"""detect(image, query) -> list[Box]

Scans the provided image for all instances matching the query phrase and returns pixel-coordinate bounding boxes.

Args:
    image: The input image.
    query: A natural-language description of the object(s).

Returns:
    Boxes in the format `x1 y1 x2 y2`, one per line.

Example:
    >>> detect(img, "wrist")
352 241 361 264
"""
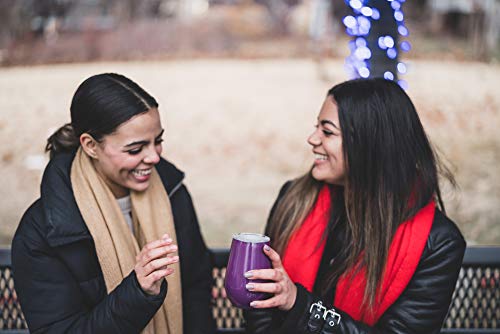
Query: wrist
133 272 168 300
284 283 298 311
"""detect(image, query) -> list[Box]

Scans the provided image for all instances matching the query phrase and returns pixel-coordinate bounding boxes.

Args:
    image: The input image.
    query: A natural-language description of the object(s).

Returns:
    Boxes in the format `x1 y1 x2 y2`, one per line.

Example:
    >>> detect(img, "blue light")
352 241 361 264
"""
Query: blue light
387 48 397 59
357 16 371 28
354 48 363 60
351 57 366 69
359 26 370 36
346 27 358 36
343 15 357 28
383 36 395 48
378 36 387 49
398 25 409 36
344 0 409 82
357 16 371 36
355 37 367 47
394 10 404 22
400 41 412 52
349 0 362 10
361 7 373 17
384 71 394 80
397 62 407 74
359 67 370 78
398 80 408 90
354 46 372 60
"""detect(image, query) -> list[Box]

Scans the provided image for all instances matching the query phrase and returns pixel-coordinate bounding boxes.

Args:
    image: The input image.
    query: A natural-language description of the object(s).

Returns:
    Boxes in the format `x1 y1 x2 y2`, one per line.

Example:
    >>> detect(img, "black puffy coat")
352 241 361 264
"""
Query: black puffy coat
244 182 466 334
12 152 216 334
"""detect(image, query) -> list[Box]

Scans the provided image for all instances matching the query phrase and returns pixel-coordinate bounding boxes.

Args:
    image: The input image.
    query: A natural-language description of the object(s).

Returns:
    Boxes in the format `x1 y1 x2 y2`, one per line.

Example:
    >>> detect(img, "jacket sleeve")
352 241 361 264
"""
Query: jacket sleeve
245 223 466 334
12 209 167 334
173 185 216 334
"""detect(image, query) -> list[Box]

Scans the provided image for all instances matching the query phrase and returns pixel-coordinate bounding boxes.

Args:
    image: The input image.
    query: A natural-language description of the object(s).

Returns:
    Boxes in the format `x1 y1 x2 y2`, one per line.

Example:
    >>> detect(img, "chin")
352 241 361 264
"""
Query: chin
312 171 343 186
130 182 150 193
311 168 327 182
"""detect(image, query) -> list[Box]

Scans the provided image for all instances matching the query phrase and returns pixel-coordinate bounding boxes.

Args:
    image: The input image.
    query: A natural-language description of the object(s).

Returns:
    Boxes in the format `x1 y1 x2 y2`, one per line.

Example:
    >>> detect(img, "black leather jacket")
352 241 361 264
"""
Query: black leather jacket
244 183 466 334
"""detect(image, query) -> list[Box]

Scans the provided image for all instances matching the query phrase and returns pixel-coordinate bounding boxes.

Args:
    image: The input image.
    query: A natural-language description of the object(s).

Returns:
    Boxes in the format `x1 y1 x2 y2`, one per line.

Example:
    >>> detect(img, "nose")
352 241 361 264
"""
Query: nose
307 128 321 147
143 146 161 165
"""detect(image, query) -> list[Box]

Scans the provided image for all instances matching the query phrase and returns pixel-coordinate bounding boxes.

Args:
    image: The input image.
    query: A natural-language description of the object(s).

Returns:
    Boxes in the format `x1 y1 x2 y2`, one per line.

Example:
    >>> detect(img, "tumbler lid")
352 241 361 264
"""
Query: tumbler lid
233 233 270 243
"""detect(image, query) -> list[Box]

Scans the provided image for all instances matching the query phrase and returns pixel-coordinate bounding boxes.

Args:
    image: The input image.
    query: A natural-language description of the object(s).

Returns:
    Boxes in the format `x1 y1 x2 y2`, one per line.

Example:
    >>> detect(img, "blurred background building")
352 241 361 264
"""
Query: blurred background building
1 0 499 66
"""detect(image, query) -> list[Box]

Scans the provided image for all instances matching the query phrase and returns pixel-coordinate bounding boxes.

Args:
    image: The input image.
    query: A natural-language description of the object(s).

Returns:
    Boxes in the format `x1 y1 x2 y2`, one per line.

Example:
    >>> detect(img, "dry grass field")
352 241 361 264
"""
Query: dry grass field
0 59 499 247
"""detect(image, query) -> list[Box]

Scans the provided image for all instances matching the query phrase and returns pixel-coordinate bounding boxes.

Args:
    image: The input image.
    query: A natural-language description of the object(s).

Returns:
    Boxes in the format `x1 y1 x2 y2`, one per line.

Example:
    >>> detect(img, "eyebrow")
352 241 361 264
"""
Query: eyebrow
124 129 164 148
320 119 340 130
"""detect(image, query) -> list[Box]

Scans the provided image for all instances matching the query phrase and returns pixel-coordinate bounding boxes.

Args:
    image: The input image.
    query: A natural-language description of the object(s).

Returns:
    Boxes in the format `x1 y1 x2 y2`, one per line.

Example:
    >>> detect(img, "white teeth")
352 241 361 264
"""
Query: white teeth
314 154 328 161
132 169 152 177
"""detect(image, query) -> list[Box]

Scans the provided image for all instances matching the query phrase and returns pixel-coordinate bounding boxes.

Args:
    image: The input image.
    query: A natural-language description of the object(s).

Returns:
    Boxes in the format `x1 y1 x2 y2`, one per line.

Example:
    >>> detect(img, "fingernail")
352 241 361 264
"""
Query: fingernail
245 283 254 290
264 245 270 251
170 245 178 251
250 301 257 307
244 271 253 278
165 238 172 243
172 256 179 261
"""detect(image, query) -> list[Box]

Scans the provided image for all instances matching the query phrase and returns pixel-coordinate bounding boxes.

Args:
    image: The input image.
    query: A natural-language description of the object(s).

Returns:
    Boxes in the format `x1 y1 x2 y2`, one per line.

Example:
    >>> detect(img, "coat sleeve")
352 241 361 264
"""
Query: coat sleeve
245 183 466 334
12 204 167 334
172 185 216 334
245 222 466 334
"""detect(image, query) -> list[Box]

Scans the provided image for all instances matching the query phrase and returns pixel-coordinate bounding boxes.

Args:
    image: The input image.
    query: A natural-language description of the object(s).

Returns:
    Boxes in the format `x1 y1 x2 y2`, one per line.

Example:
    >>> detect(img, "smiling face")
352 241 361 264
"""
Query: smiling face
83 108 164 198
307 95 346 186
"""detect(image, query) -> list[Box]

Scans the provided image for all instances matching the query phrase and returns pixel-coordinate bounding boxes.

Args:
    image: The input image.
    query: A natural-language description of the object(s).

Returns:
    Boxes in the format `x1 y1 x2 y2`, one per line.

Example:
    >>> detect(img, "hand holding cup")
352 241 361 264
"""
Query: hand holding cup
244 245 297 311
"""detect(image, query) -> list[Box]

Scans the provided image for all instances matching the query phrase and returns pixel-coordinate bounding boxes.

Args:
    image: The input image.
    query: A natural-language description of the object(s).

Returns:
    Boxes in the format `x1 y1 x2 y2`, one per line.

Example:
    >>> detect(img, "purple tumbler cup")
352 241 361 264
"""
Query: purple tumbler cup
224 233 271 309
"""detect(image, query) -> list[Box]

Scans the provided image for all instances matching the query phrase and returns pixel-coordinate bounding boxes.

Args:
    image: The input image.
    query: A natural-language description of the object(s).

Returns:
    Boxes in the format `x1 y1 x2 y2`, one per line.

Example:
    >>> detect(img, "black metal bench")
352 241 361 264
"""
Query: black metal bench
2 247 499 333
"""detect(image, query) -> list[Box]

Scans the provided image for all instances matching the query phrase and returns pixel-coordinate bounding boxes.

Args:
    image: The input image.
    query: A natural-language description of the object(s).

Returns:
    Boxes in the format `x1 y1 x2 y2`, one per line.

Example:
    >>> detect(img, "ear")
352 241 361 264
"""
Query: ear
80 133 99 159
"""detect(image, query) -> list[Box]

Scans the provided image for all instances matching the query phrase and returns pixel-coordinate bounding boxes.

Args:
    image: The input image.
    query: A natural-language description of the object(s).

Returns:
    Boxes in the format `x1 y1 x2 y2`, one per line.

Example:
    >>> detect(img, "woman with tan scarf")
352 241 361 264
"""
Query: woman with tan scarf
12 73 216 333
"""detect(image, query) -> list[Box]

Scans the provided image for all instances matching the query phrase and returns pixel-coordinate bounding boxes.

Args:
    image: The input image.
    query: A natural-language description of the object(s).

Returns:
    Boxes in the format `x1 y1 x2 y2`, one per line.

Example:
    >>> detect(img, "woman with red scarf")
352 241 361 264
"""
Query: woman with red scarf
244 78 466 333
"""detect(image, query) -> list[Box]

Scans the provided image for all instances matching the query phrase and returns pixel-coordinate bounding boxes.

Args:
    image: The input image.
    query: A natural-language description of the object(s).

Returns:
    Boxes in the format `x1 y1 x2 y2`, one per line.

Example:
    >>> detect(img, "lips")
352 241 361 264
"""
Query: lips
131 168 152 182
314 153 328 161
132 168 152 177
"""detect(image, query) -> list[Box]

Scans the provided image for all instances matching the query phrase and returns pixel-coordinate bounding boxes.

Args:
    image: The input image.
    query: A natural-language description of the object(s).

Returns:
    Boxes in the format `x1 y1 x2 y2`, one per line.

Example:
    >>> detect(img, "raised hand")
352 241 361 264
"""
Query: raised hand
244 245 297 311
134 233 179 295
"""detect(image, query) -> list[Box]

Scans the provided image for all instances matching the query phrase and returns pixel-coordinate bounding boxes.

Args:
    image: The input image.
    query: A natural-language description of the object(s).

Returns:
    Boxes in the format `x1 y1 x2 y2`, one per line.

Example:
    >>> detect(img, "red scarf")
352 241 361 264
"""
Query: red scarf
282 185 434 325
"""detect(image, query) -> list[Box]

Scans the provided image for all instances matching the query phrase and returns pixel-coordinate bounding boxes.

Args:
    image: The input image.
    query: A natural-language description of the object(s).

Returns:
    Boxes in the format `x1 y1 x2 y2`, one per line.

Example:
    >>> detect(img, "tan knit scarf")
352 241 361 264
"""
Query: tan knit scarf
71 148 183 334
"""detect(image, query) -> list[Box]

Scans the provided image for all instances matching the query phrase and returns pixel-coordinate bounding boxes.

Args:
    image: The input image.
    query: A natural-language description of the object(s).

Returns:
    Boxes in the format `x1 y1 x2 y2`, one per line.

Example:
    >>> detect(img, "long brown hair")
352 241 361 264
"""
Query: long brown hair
267 78 455 310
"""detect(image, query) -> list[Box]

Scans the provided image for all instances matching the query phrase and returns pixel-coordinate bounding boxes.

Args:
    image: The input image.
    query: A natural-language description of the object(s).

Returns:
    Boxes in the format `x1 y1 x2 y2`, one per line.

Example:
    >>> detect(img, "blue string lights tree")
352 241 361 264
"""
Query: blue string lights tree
343 0 410 88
